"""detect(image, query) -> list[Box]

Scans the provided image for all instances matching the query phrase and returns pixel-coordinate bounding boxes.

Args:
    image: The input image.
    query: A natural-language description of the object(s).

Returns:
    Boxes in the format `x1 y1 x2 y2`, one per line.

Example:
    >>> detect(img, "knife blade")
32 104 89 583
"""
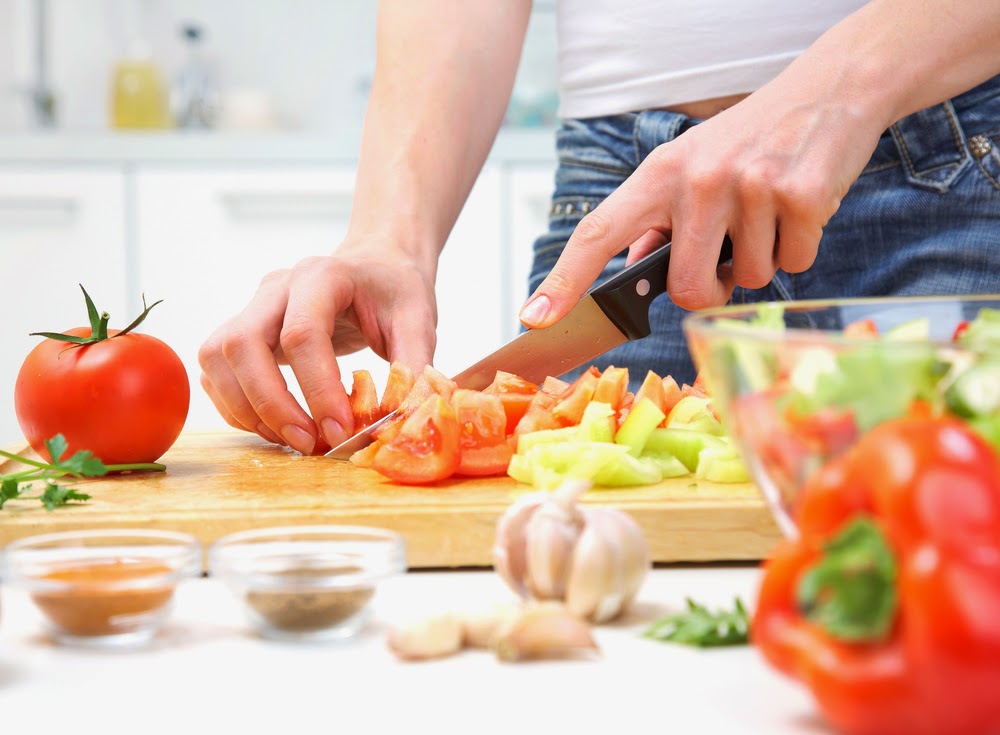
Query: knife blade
326 236 734 459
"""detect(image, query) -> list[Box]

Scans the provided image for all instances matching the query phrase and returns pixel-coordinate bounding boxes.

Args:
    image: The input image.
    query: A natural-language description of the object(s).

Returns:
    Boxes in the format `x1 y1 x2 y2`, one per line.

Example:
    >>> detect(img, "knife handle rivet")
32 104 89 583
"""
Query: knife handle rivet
635 279 650 297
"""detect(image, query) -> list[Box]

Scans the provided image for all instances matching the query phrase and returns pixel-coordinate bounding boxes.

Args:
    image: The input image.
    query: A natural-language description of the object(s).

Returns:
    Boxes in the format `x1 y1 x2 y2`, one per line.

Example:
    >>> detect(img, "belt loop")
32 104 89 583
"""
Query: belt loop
889 100 971 192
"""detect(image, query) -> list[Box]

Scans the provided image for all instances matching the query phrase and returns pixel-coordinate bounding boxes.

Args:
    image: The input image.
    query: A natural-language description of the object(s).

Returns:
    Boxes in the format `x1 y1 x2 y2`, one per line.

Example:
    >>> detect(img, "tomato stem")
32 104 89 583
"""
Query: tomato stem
28 285 163 345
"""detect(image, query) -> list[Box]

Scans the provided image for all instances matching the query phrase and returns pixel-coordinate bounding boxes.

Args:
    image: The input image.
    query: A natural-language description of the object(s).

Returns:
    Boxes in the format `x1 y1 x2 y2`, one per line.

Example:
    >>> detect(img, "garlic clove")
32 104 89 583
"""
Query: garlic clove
524 496 584 600
387 613 464 661
459 604 520 649
492 601 599 662
564 510 625 622
493 493 545 596
604 508 651 607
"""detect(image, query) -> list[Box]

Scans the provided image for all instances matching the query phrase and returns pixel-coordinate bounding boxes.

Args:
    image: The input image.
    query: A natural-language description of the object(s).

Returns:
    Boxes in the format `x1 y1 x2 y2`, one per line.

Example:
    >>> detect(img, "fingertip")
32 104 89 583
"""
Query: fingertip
519 293 551 328
321 416 350 449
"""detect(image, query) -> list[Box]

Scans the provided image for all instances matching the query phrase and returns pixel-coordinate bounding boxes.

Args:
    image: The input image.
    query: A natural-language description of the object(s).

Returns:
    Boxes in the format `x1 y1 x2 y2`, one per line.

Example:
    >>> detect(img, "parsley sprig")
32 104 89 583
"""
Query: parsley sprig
642 597 751 647
0 434 165 511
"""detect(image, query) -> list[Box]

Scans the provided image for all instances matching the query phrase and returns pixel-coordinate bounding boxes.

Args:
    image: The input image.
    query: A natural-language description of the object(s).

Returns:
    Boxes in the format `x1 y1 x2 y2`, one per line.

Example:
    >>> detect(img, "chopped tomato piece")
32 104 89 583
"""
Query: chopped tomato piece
513 388 561 438
843 318 879 338
380 361 415 416
952 320 970 342
454 443 514 477
483 371 539 433
452 389 507 449
635 369 666 411
348 439 381 469
397 365 457 415
593 366 629 413
349 370 381 432
661 375 683 415
552 367 600 425
539 375 569 396
372 395 460 484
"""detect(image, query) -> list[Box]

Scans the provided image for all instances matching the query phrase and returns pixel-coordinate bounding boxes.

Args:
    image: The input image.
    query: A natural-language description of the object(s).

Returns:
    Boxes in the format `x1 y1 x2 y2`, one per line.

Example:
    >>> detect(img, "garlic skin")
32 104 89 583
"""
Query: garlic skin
492 479 650 623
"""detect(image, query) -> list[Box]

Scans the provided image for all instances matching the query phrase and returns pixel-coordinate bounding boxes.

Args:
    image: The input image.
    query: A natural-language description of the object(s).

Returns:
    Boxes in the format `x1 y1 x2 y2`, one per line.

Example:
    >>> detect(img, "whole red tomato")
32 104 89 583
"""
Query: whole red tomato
14 289 189 465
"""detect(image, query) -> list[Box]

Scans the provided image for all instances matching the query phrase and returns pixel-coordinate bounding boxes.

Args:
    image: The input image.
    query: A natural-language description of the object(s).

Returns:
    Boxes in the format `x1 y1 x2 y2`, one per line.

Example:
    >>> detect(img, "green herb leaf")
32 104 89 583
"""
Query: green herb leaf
0 477 23 508
643 597 751 647
53 449 108 477
44 434 70 463
797 516 898 643
40 482 92 510
0 434 163 512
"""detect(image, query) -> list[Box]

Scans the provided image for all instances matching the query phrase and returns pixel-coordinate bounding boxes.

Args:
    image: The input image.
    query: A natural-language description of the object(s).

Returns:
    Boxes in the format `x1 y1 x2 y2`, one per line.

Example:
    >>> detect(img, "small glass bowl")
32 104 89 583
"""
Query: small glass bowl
1 529 202 648
208 525 407 642
683 295 1000 538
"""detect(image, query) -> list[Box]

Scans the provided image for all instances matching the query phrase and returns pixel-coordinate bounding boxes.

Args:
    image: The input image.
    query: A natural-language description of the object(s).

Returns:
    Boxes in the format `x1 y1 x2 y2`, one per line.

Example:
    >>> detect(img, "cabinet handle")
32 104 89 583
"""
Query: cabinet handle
0 196 78 226
219 191 353 221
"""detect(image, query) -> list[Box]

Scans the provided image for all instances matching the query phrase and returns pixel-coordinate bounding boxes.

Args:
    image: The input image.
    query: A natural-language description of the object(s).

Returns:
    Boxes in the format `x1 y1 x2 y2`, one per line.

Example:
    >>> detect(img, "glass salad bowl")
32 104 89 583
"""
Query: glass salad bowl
683 295 1000 537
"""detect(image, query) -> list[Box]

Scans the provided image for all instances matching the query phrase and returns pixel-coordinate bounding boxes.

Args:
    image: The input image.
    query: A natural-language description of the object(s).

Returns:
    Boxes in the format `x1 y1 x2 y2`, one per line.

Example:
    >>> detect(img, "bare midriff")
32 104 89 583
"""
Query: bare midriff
658 92 751 120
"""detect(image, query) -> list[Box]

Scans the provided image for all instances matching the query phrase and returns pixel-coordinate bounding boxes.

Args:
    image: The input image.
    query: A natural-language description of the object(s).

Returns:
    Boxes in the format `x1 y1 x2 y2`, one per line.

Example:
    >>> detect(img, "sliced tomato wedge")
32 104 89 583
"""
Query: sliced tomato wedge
451 389 511 476
593 365 629 413
483 370 539 434
552 367 601 425
397 365 458 415
371 395 460 484
513 388 561 438
379 361 416 416
349 369 381 432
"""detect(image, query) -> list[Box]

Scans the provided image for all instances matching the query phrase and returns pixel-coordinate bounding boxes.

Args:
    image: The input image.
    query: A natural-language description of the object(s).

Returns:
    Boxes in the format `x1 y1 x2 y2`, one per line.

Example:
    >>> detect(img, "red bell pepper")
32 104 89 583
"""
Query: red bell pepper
753 416 1000 735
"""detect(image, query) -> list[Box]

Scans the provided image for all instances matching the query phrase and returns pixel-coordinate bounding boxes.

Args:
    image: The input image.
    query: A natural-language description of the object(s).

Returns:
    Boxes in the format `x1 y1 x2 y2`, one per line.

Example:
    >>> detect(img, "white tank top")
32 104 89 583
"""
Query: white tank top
556 0 868 119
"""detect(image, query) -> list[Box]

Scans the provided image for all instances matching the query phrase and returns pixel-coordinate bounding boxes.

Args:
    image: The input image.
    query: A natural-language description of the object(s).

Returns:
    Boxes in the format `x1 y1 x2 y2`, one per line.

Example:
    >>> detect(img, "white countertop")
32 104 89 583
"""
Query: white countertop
0 128 557 166
0 564 826 735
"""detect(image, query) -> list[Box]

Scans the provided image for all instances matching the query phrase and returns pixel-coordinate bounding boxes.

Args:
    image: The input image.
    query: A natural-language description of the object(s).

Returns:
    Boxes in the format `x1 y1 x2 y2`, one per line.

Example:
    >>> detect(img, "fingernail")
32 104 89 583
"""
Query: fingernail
281 424 316 455
321 417 349 448
520 294 551 327
257 422 285 445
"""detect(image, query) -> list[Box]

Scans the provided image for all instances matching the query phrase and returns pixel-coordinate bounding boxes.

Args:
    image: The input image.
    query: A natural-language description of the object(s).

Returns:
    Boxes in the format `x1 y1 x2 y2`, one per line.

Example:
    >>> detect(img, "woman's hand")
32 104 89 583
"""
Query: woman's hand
520 0 1000 330
198 244 438 455
519 79 886 327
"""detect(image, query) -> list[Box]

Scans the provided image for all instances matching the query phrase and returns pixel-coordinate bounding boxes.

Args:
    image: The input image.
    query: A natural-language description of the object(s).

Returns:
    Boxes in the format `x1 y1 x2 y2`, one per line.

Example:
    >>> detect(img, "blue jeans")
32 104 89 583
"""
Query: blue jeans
528 75 1000 389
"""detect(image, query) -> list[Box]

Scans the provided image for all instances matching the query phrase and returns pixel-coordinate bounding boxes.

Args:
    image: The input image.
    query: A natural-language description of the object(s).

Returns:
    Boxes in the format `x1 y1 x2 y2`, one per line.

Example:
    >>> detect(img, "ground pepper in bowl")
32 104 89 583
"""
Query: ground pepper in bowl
209 525 407 641
244 564 375 633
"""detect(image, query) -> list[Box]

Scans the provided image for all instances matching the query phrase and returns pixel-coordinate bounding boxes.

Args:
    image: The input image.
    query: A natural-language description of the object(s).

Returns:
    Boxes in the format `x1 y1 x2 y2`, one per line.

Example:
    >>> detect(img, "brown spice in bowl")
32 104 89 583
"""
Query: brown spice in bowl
30 558 175 636
245 565 374 632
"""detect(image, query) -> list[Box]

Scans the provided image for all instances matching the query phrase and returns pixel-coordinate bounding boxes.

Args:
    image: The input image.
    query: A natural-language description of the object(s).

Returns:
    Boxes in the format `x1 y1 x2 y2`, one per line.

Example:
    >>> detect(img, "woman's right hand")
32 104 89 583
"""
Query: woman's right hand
198 243 439 455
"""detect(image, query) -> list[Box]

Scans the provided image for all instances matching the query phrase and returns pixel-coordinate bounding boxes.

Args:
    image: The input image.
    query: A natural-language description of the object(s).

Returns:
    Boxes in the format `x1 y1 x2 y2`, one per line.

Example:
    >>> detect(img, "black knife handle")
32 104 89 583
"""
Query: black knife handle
588 235 735 340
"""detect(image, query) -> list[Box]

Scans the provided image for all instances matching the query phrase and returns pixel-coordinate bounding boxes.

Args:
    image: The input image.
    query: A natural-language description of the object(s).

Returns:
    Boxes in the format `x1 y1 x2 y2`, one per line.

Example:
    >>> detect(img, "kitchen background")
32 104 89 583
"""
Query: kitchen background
0 0 560 445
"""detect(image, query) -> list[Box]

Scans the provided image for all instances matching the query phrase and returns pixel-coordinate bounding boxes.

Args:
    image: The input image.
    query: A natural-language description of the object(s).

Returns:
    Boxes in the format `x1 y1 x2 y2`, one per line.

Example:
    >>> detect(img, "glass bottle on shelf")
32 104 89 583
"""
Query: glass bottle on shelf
109 40 171 130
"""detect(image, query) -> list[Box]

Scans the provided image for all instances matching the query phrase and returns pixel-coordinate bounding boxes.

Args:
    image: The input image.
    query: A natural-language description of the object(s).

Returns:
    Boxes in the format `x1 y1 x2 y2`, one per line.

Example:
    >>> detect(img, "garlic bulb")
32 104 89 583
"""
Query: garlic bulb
493 479 650 622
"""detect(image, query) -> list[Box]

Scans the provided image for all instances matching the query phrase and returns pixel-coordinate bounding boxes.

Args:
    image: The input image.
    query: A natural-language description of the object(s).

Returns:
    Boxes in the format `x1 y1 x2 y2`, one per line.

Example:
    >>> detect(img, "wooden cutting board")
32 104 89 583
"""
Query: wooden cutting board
0 430 782 568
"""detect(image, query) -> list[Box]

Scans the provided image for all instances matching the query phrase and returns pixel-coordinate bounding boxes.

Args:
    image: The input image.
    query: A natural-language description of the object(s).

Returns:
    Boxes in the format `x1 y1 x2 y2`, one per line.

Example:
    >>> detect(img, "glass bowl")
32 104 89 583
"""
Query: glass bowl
683 295 1000 538
208 525 407 642
1 529 202 648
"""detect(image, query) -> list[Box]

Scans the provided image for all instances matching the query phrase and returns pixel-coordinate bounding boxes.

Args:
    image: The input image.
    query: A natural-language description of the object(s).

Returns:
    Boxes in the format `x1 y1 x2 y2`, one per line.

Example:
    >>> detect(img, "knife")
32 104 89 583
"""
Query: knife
326 236 734 459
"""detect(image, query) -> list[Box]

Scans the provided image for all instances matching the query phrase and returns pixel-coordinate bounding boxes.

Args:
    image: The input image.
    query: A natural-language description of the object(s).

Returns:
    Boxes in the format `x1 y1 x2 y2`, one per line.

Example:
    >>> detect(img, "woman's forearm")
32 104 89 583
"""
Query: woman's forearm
783 0 1000 130
345 0 532 275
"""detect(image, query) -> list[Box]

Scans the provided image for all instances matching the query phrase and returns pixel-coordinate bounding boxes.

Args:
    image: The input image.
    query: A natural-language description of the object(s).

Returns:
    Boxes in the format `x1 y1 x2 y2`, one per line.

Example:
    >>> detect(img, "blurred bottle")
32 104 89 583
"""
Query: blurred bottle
171 23 218 129
110 41 171 129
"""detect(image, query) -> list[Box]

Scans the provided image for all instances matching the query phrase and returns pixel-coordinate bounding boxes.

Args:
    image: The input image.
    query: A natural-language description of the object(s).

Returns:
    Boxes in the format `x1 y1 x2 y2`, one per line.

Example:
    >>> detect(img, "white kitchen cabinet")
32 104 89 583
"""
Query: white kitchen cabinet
505 165 555 340
135 165 504 432
0 167 128 445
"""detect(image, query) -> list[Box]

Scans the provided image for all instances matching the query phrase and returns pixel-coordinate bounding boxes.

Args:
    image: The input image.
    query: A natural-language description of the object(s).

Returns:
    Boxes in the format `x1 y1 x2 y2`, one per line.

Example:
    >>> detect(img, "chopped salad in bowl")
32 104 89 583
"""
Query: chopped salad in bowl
682 295 1000 536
